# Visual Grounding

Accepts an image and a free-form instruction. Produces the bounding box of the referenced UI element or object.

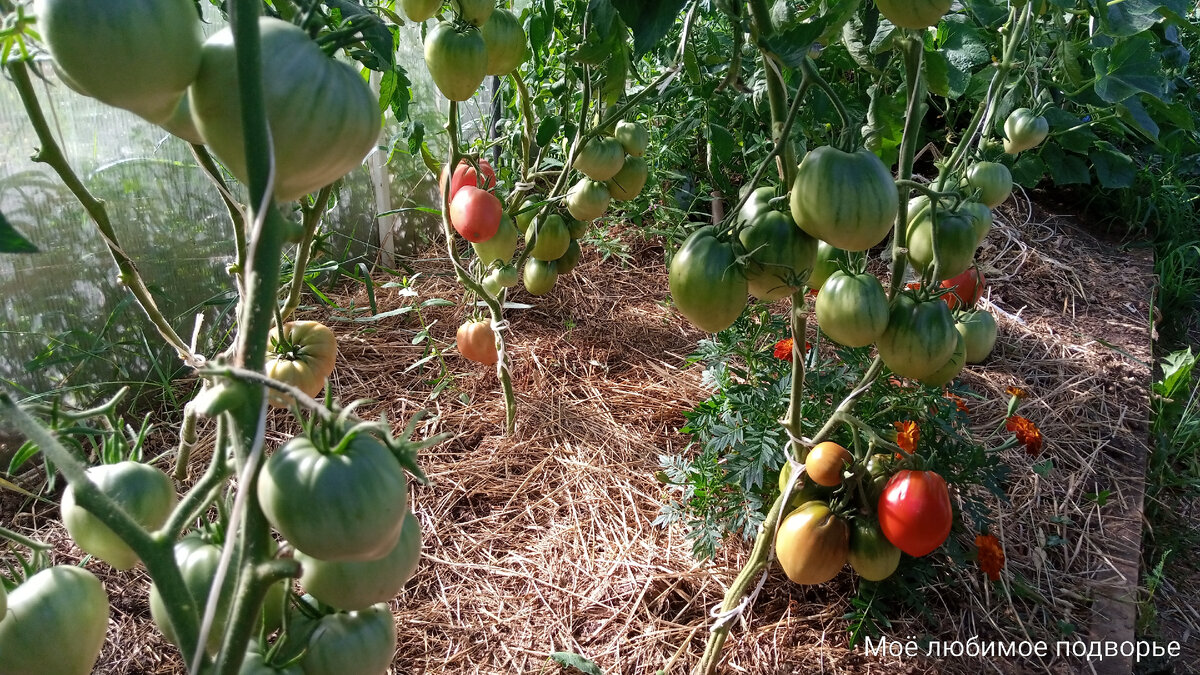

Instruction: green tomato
[790,146,898,252]
[480,271,503,297]
[451,0,493,25]
[472,214,518,266]
[149,536,287,655]
[239,644,303,675]
[737,186,775,225]
[0,580,5,617]
[966,162,1013,208]
[848,518,902,582]
[906,207,978,281]
[514,197,541,233]
[865,453,894,505]
[159,92,205,145]
[572,137,626,182]
[61,461,177,570]
[567,218,588,239]
[957,309,998,363]
[738,210,817,301]
[424,21,487,102]
[556,238,583,274]
[0,566,109,675]
[919,329,966,387]
[495,264,519,288]
[258,434,409,561]
[523,258,559,295]
[814,270,890,348]
[297,513,421,612]
[191,17,380,202]
[807,241,850,291]
[607,156,648,201]
[36,0,202,123]
[878,293,958,380]
[481,9,526,75]
[669,226,748,333]
[614,120,649,157]
[299,603,398,675]
[1003,108,1049,154]
[401,0,441,22]
[565,179,611,221]
[775,501,849,585]
[526,214,571,261]
[958,200,993,246]
[874,0,952,29]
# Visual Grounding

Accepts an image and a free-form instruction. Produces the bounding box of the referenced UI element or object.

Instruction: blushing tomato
[61,461,177,570]
[940,265,984,310]
[814,270,890,347]
[848,517,902,581]
[0,566,109,675]
[456,320,498,365]
[265,321,337,408]
[450,186,502,243]
[877,469,953,557]
[257,433,409,561]
[775,501,849,585]
[804,441,853,487]
[441,158,497,201]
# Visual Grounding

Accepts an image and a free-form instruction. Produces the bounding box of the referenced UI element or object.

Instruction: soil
[0,188,1164,674]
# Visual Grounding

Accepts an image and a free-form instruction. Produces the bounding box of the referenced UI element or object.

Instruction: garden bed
[4,191,1157,674]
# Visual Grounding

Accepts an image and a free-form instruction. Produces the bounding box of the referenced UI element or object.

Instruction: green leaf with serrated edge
[389,65,412,123]
[1010,153,1046,188]
[326,0,394,70]
[1118,96,1160,140]
[1089,142,1135,189]
[0,212,37,253]
[611,0,688,57]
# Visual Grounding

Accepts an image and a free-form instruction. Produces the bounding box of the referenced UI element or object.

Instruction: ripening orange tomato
[456,320,497,365]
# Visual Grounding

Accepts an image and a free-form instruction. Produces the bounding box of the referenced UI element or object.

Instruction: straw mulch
[0,190,1157,674]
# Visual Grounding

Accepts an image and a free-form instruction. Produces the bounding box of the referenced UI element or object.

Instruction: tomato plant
[607,156,648,201]
[441,158,497,200]
[473,214,518,267]
[919,330,966,388]
[775,501,849,585]
[738,210,817,301]
[0,566,110,675]
[878,470,954,557]
[573,136,626,181]
[565,179,612,221]
[614,120,648,157]
[401,0,440,22]
[60,461,177,570]
[525,213,571,261]
[966,162,1013,208]
[807,242,851,292]
[522,258,558,296]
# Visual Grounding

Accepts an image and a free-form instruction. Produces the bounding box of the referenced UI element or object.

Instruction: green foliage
[656,311,1009,563]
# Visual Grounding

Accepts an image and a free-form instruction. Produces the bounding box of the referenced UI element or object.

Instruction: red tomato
[940,266,984,310]
[877,469,953,557]
[449,186,501,242]
[440,158,496,200]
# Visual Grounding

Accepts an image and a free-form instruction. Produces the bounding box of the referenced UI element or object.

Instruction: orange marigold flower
[1005,386,1028,399]
[773,338,794,360]
[893,420,919,457]
[945,393,970,414]
[975,533,1004,581]
[1006,415,1044,456]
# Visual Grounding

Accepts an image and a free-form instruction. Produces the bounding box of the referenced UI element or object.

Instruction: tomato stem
[885,34,927,299]
[280,185,335,322]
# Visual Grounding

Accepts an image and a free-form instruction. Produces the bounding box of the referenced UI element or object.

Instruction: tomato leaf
[1088,141,1135,189]
[1117,96,1160,140]
[762,18,834,68]
[1041,145,1091,185]
[1010,153,1046,188]
[0,211,37,253]
[611,0,688,57]
[1098,0,1176,37]
[325,0,395,71]
[549,652,604,675]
